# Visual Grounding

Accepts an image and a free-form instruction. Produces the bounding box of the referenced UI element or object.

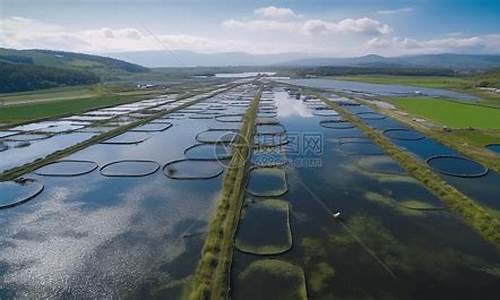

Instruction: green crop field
[392,97,500,129]
[330,75,471,89]
[0,94,145,124]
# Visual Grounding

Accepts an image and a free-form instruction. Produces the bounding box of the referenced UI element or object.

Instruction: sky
[1,0,500,57]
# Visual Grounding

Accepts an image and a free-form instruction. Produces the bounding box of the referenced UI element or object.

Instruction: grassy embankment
[187,88,261,299]
[355,97,500,172]
[0,85,163,126]
[0,84,238,181]
[315,92,500,250]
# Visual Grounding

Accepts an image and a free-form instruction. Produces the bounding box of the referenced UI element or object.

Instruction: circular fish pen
[215,114,244,123]
[356,112,387,120]
[485,144,500,154]
[130,122,172,132]
[426,155,488,178]
[247,166,288,197]
[189,114,214,120]
[235,199,292,255]
[195,129,238,144]
[100,132,149,145]
[383,128,425,141]
[163,159,224,179]
[184,143,232,160]
[254,133,289,148]
[319,119,355,129]
[163,113,185,119]
[0,178,44,209]
[34,160,98,177]
[100,160,160,177]
[251,148,286,167]
[313,109,339,117]
[256,117,279,125]
[338,138,385,156]
[257,112,278,118]
[256,123,286,135]
[233,259,307,300]
[5,133,51,142]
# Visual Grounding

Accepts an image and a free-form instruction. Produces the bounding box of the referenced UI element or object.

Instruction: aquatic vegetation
[232,259,307,300]
[317,93,500,249]
[247,166,288,197]
[364,191,443,216]
[235,199,292,255]
[308,262,335,293]
[34,160,98,176]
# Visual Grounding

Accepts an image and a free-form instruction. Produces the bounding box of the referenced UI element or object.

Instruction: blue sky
[1,0,500,56]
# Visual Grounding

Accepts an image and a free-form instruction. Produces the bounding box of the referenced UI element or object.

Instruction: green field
[0,94,147,124]
[0,85,101,105]
[392,97,500,129]
[330,75,470,89]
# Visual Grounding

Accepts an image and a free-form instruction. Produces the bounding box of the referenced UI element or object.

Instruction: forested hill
[0,62,100,93]
[0,48,150,93]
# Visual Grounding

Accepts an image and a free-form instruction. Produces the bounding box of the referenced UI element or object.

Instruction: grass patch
[330,75,470,89]
[186,88,261,300]
[316,92,500,250]
[232,259,307,300]
[391,97,500,129]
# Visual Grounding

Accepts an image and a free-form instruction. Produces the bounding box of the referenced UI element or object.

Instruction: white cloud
[223,16,392,36]
[377,7,413,15]
[1,14,500,57]
[365,35,500,55]
[254,6,300,19]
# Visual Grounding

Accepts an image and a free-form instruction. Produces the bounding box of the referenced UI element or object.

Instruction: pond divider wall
[313,91,500,251]
[187,86,262,300]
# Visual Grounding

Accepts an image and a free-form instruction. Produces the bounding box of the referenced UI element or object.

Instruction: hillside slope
[0,48,149,80]
[0,62,100,93]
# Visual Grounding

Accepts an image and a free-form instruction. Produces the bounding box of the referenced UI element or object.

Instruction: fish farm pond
[0,77,499,299]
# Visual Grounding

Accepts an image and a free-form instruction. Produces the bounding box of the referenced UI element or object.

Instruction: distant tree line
[472,68,500,88]
[0,62,100,93]
[289,66,458,77]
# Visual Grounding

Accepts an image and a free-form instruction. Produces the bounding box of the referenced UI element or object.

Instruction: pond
[0,83,260,298]
[230,88,500,300]
[279,78,478,102]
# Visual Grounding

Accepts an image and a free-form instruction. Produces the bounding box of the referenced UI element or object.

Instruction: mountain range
[106,50,500,70]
